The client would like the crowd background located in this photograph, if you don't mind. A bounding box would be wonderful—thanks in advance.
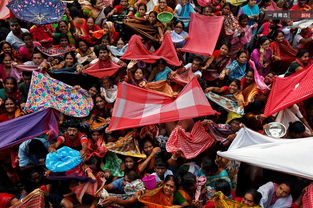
[0,0,313,207]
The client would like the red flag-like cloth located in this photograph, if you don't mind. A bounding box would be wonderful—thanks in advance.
[83,59,122,78]
[264,64,313,116]
[121,33,181,66]
[107,78,216,131]
[0,0,11,19]
[181,13,224,56]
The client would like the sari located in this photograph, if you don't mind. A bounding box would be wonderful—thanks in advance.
[238,82,258,106]
[108,44,128,57]
[10,189,45,208]
[226,60,247,81]
[250,48,272,76]
[145,80,177,97]
[176,3,195,27]
[203,50,231,82]
[270,40,297,62]
[169,67,194,86]
[170,30,188,48]
[198,168,232,188]
[212,191,261,208]
[241,4,260,26]
[139,187,174,208]
[223,13,241,36]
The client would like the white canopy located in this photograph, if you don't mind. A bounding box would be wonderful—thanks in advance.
[218,128,313,180]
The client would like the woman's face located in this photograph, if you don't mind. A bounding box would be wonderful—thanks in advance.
[24,36,33,47]
[5,99,16,113]
[117,40,124,49]
[125,157,135,169]
[4,79,15,93]
[60,38,69,47]
[102,24,109,33]
[222,6,231,15]
[219,44,229,56]
[275,184,290,198]
[101,38,110,46]
[264,73,274,85]
[203,7,213,16]
[261,40,270,50]
[300,52,310,65]
[65,54,74,67]
[245,71,254,84]
[102,78,111,89]
[138,6,146,16]
[58,22,68,33]
[143,141,153,155]
[248,0,257,7]
[276,32,285,43]
[237,52,248,64]
[212,0,220,6]
[2,43,12,53]
[89,87,98,97]
[87,18,95,29]
[95,96,106,109]
[134,68,144,81]
[174,23,183,34]
[91,131,102,142]
[3,55,13,68]
[163,180,175,196]
[148,13,157,24]
[79,41,88,52]
[242,193,255,207]
[159,0,167,9]
[229,81,239,94]
[240,18,248,27]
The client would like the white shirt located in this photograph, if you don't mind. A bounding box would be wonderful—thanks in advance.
[6,28,29,50]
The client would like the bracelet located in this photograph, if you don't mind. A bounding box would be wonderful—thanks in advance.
[171,155,178,161]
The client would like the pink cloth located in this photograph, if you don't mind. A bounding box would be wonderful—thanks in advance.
[249,60,268,91]
[181,13,224,56]
[0,0,11,19]
[83,59,122,78]
[166,121,215,159]
[170,67,195,86]
[121,33,181,66]
[107,78,216,131]
[10,64,40,82]
[303,184,313,208]
[18,42,41,60]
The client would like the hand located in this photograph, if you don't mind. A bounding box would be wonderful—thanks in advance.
[201,119,214,126]
[48,147,56,152]
[205,87,214,93]
[173,150,182,158]
[101,196,117,206]
[259,48,265,54]
[227,134,236,142]
[44,170,52,176]
[152,147,161,155]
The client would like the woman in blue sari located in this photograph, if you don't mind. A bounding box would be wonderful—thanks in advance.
[220,51,249,81]
[239,0,260,26]
[174,0,195,27]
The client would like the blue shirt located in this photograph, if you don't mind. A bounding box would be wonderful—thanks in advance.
[111,178,125,194]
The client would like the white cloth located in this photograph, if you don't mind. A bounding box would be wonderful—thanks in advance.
[257,182,292,208]
[218,128,313,180]
[100,85,117,103]
[6,28,29,50]
[151,169,173,182]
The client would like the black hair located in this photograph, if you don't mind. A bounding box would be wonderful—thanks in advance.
[21,32,32,41]
[76,39,90,49]
[173,20,185,30]
[230,79,241,90]
[0,52,14,63]
[181,172,196,190]
[239,14,249,22]
[140,137,155,151]
[273,30,284,40]
[215,179,231,196]
[64,51,78,64]
[223,3,232,8]
[202,5,214,13]
[22,71,32,77]
[137,3,147,11]
[125,170,139,181]
[4,77,18,88]
[164,175,179,189]
[288,121,306,136]
[4,97,18,109]
[28,139,48,156]
[56,21,68,33]
[236,50,247,59]
[64,119,81,130]
[9,17,20,25]
[201,158,218,173]
[0,41,12,50]
[95,45,110,57]
[296,49,309,58]
[58,34,70,44]
[245,189,262,205]
[154,157,168,168]
[193,56,203,64]
[258,36,269,48]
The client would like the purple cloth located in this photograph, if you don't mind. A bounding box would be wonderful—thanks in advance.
[250,48,272,76]
[0,108,59,150]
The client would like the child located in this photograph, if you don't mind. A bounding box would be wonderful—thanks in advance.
[151,158,173,183]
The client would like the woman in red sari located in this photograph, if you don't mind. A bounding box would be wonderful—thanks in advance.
[270,31,297,73]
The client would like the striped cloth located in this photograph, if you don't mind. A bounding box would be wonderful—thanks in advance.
[11,189,45,208]
[166,121,215,159]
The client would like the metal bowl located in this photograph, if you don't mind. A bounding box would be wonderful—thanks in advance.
[265,122,287,138]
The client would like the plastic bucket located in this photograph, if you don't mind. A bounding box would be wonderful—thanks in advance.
[142,175,157,190]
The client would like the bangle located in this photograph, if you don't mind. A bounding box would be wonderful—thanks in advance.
[171,155,178,161]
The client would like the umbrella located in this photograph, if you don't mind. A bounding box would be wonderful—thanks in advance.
[7,0,66,25]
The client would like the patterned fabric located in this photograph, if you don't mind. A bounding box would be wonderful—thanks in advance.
[303,184,313,208]
[37,45,75,56]
[206,92,244,115]
[106,132,146,158]
[25,71,94,117]
[166,121,215,159]
[101,152,124,177]
[212,191,261,208]
[11,189,45,208]
[139,187,174,208]
[226,60,247,81]
[108,78,215,131]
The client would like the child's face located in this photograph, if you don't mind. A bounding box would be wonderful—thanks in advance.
[155,166,167,178]
[138,6,146,16]
[240,18,248,27]
[125,157,135,170]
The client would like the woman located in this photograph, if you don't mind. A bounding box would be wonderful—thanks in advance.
[238,189,262,207]
[174,0,195,27]
[85,130,107,160]
[101,21,119,44]
[202,43,231,83]
[259,0,279,11]
[220,51,249,81]
[0,53,14,81]
[127,67,147,87]
[107,38,128,57]
[153,0,174,13]
[138,138,161,175]
[85,17,102,44]
[170,21,189,48]
[0,77,22,103]
[18,33,41,62]
[53,21,75,46]
[50,52,83,74]
[139,175,189,207]
[75,39,97,66]
[125,11,165,43]
[257,181,293,208]
[251,36,272,76]
[148,59,172,82]
[285,49,312,77]
[120,156,138,173]
[222,3,241,40]
[0,42,19,60]
[91,94,111,119]
[239,0,260,26]
[0,97,22,122]
[100,77,117,103]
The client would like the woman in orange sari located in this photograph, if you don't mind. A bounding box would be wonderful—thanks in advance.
[139,175,189,207]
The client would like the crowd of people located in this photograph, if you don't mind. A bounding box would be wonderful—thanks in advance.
[0,0,313,207]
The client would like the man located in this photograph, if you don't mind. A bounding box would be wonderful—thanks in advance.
[48,119,88,157]
[6,18,29,50]
[90,45,126,67]
[184,56,203,78]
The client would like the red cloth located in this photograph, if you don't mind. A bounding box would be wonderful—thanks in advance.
[107,78,216,131]
[181,13,224,56]
[0,193,14,208]
[303,184,313,208]
[166,121,215,159]
[264,63,313,116]
[83,59,122,78]
[270,40,297,62]
[0,0,11,20]
[121,33,181,66]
